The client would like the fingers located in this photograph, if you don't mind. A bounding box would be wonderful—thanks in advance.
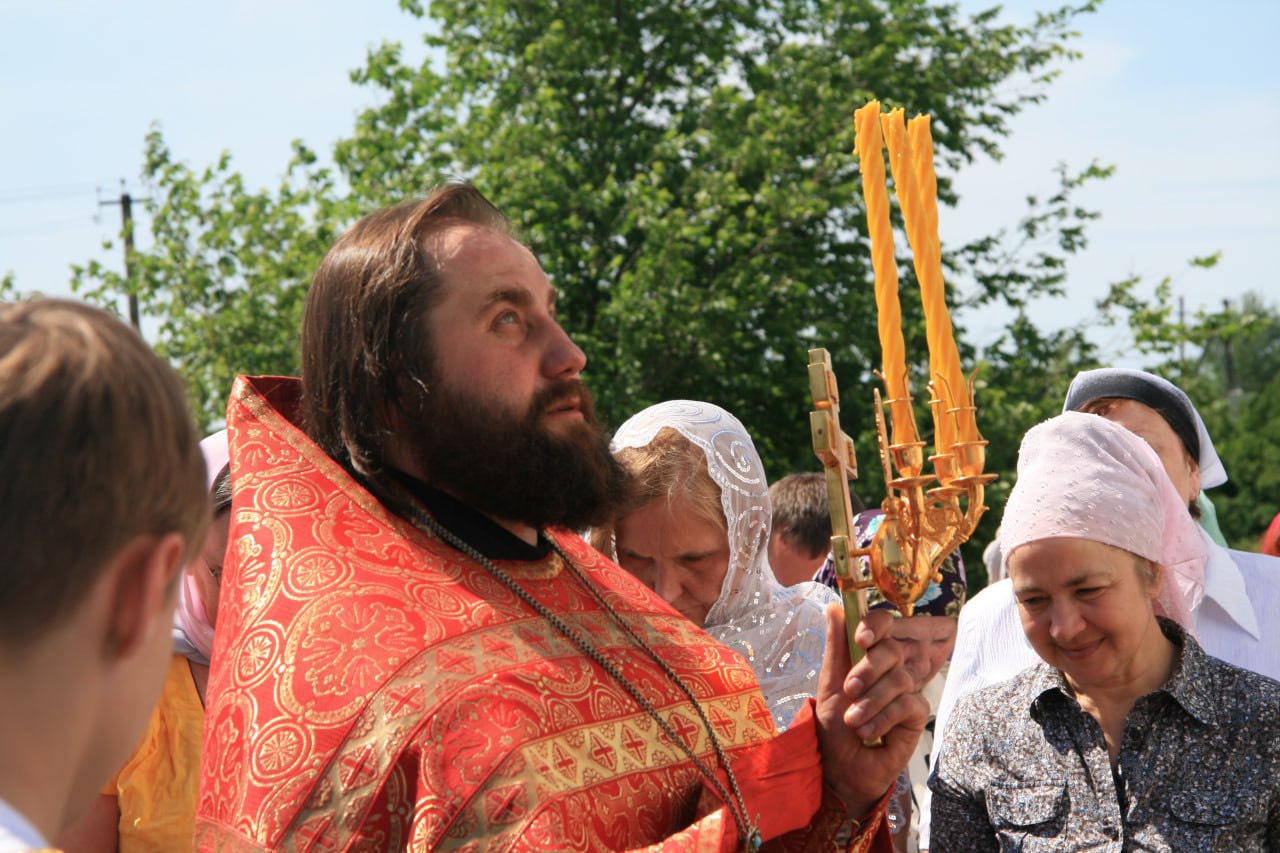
[845,665,928,742]
[843,609,904,699]
[853,608,897,651]
[842,610,916,741]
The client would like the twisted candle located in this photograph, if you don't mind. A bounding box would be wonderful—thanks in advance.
[854,101,916,447]
[908,116,971,444]
[882,109,963,457]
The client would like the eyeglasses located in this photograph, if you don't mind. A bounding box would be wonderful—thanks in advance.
[204,556,223,584]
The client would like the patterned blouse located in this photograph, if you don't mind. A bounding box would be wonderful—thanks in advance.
[929,618,1280,851]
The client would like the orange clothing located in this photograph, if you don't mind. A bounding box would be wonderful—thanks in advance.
[104,654,204,850]
[197,376,889,851]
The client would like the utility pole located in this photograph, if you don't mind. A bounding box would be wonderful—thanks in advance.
[1222,298,1237,396]
[100,184,146,334]
[1178,295,1185,366]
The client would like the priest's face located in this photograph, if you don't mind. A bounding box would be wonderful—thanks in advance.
[421,224,589,441]
[401,224,631,530]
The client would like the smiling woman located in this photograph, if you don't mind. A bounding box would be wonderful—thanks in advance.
[593,400,838,731]
[928,412,1280,851]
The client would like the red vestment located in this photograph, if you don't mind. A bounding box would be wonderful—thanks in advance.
[196,376,889,852]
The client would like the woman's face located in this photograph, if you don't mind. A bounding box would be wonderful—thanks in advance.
[1009,537,1166,694]
[190,509,231,626]
[891,614,958,691]
[1101,399,1200,505]
[614,498,730,627]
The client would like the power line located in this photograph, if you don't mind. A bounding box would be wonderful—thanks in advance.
[0,181,108,204]
[0,215,99,238]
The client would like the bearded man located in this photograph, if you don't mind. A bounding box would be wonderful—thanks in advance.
[195,183,925,851]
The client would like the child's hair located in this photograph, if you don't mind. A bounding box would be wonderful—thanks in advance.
[0,298,209,646]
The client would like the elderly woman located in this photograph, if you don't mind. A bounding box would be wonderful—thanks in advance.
[920,368,1280,850]
[595,400,837,731]
[928,412,1280,850]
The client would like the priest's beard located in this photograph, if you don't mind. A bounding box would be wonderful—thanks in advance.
[404,378,633,532]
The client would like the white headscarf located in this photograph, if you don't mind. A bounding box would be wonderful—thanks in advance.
[1062,368,1227,489]
[611,401,838,730]
[999,412,1207,634]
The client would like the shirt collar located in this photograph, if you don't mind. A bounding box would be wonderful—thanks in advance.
[1026,618,1219,727]
[390,470,550,562]
[1025,663,1067,711]
[1151,617,1220,725]
[1198,528,1262,640]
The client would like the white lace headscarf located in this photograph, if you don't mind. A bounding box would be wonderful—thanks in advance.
[611,400,838,730]
[999,412,1207,634]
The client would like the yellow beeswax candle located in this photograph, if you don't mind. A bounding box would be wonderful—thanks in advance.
[906,115,968,447]
[854,101,916,447]
[882,110,953,457]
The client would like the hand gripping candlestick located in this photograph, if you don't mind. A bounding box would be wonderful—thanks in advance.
[809,100,996,686]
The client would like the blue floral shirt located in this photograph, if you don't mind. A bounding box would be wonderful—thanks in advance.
[929,618,1280,851]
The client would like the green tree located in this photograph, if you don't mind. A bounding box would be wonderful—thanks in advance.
[1100,277,1280,549]
[341,1,1099,466]
[73,133,342,423]
[76,0,1109,576]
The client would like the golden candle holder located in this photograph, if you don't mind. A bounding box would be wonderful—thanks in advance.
[808,349,995,632]
[818,99,997,750]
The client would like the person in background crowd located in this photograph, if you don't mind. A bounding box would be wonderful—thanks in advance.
[979,531,1004,586]
[0,298,208,851]
[930,412,1280,850]
[596,400,839,731]
[816,508,966,852]
[768,471,856,586]
[1261,509,1280,557]
[920,367,1280,850]
[57,433,232,852]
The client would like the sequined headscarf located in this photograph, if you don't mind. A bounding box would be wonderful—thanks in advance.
[999,412,1207,634]
[611,401,838,730]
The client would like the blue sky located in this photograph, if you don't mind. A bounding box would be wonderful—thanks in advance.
[2,0,1276,360]
[945,0,1280,354]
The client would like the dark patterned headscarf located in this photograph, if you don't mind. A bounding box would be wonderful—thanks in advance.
[814,508,967,617]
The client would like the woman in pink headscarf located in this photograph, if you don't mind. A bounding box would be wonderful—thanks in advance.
[929,412,1280,851]
[58,432,232,851]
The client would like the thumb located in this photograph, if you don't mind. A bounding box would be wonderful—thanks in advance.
[817,601,852,702]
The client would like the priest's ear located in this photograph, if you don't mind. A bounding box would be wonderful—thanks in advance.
[101,531,189,661]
